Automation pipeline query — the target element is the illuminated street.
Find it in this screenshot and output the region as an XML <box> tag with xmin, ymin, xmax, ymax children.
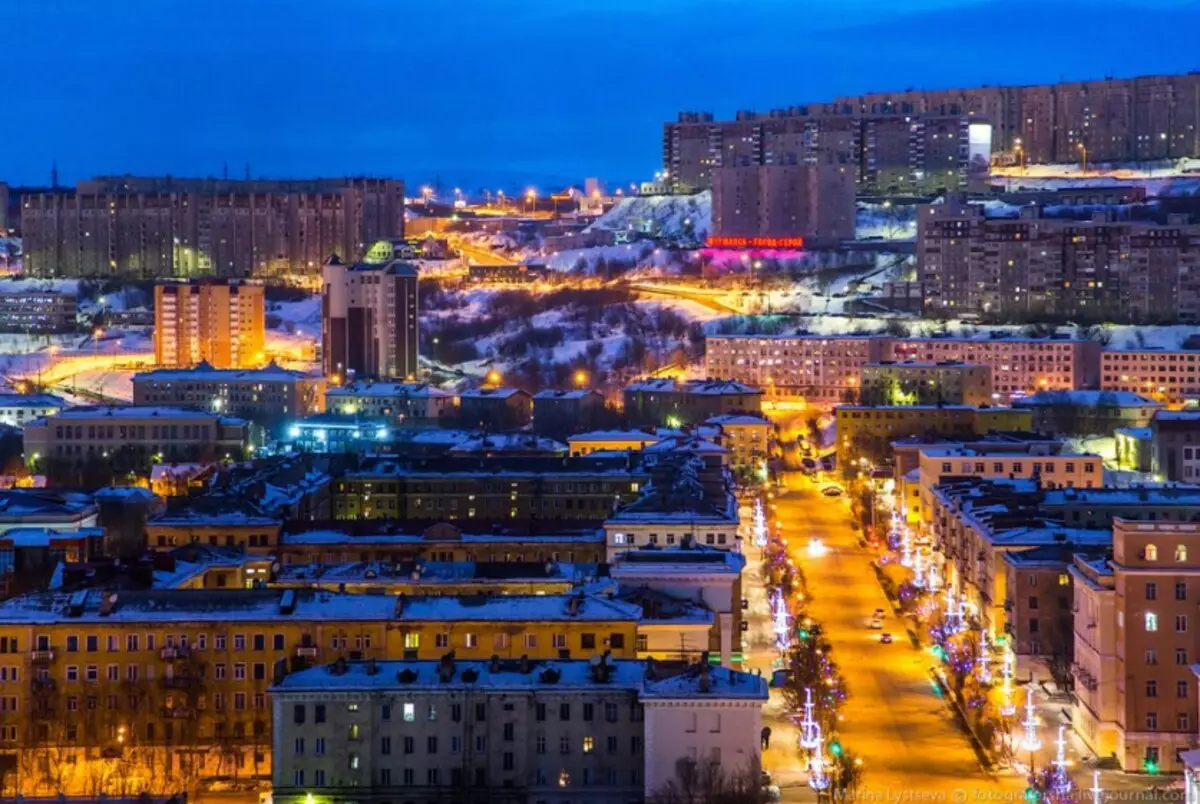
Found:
<box><xmin>768</xmin><ymin>473</ymin><xmax>1025</xmax><ymax>799</ymax></box>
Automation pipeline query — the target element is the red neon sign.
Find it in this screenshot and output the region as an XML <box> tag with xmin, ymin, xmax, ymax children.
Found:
<box><xmin>705</xmin><ymin>236</ymin><xmax>805</xmax><ymax>250</ymax></box>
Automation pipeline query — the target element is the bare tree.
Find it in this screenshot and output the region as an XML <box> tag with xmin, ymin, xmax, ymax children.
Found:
<box><xmin>650</xmin><ymin>757</ymin><xmax>761</xmax><ymax>804</ymax></box>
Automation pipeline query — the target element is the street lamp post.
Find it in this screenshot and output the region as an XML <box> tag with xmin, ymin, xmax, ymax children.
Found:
<box><xmin>1077</xmin><ymin>142</ymin><xmax>1088</xmax><ymax>175</ymax></box>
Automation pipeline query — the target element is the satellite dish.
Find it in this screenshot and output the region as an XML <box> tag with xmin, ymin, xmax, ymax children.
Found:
<box><xmin>271</xmin><ymin>561</ymin><xmax>281</xmax><ymax>573</ymax></box>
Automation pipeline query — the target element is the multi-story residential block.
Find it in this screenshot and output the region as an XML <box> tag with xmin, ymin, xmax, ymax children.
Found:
<box><xmin>23</xmin><ymin>406</ymin><xmax>252</xmax><ymax>468</ymax></box>
<box><xmin>269</xmin><ymin>657</ymin><xmax>767</xmax><ymax>804</ymax></box>
<box><xmin>663</xmin><ymin>108</ymin><xmax>977</xmax><ymax>194</ymax></box>
<box><xmin>610</xmin><ymin>544</ymin><xmax>746</xmax><ymax>667</ymax></box>
<box><xmin>710</xmin><ymin>160</ymin><xmax>856</xmax><ymax>246</ymax></box>
<box><xmin>532</xmin><ymin>390</ymin><xmax>606</xmax><ymax>440</ymax></box>
<box><xmin>275</xmin><ymin>524</ymin><xmax>608</xmax><ymax>566</ymax></box>
<box><xmin>1072</xmin><ymin>519</ymin><xmax>1200</xmax><ymax>772</ymax></box>
<box><xmin>20</xmin><ymin>176</ymin><xmax>404</xmax><ymax>279</ymax></box>
<box><xmin>132</xmin><ymin>362</ymin><xmax>325</xmax><ymax>426</ymax></box>
<box><xmin>891</xmin><ymin>432</ymin><xmax>1062</xmax><ymax>480</ymax></box>
<box><xmin>860</xmin><ymin>361</ymin><xmax>993</xmax><ymax>406</ymax></box>
<box><xmin>604</xmin><ymin>496</ymin><xmax>739</xmax><ymax>561</ymax></box>
<box><xmin>321</xmin><ymin>255</ymin><xmax>419</xmax><ymax>382</ymax></box>
<box><xmin>927</xmin><ymin>477</ymin><xmax>1108</xmax><ymax>641</ymax></box>
<box><xmin>704</xmin><ymin>334</ymin><xmax>888</xmax><ymax>402</ymax></box>
<box><xmin>918</xmin><ymin>445</ymin><xmax>1103</xmax><ymax>522</ymax></box>
<box><xmin>918</xmin><ymin>200</ymin><xmax>1200</xmax><ymax>322</ymax></box>
<box><xmin>0</xmin><ymin>587</ymin><xmax>641</xmax><ymax>796</ymax></box>
<box><xmin>0</xmin><ymin>489</ymin><xmax>99</xmax><ymax>535</ymax></box>
<box><xmin>325</xmin><ymin>381</ymin><xmax>456</xmax><ymax>423</ymax></box>
<box><xmin>459</xmin><ymin>387</ymin><xmax>533</xmax><ymax>431</ymax></box>
<box><xmin>1151</xmin><ymin>410</ymin><xmax>1200</xmax><ymax>482</ymax></box>
<box><xmin>270</xmin><ymin>559</ymin><xmax>582</xmax><ymax>597</ymax></box>
<box><xmin>332</xmin><ymin>456</ymin><xmax>649</xmax><ymax>524</ymax></box>
<box><xmin>0</xmin><ymin>393</ymin><xmax>67</xmax><ymax>428</ymax></box>
<box><xmin>623</xmin><ymin>379</ymin><xmax>761</xmax><ymax>427</ymax></box>
<box><xmin>1101</xmin><ymin>348</ymin><xmax>1200</xmax><ymax>403</ymax></box>
<box><xmin>836</xmin><ymin>405</ymin><xmax>1034</xmax><ymax>462</ymax></box>
<box><xmin>705</xmin><ymin>414</ymin><xmax>772</xmax><ymax>472</ymax></box>
<box><xmin>0</xmin><ymin>286</ymin><xmax>77</xmax><ymax>332</ymax></box>
<box><xmin>154</xmin><ymin>279</ymin><xmax>266</xmax><ymax>369</ymax></box>
<box><xmin>1013</xmin><ymin>389</ymin><xmax>1162</xmax><ymax>435</ymax></box>
<box><xmin>889</xmin><ymin>334</ymin><xmax>1101</xmax><ymax>402</ymax></box>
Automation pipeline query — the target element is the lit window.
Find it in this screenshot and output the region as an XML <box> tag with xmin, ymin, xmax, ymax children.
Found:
<box><xmin>1145</xmin><ymin>544</ymin><xmax>1159</xmax><ymax>561</ymax></box>
<box><xmin>1176</xmin><ymin>545</ymin><xmax>1189</xmax><ymax>562</ymax></box>
<box><xmin>583</xmin><ymin>736</ymin><xmax>594</xmax><ymax>754</ymax></box>
<box><xmin>403</xmin><ymin>703</ymin><xmax>415</xmax><ymax>722</ymax></box>
<box><xmin>404</xmin><ymin>633</ymin><xmax>420</xmax><ymax>650</ymax></box>
<box><xmin>1146</xmin><ymin>612</ymin><xmax>1159</xmax><ymax>632</ymax></box>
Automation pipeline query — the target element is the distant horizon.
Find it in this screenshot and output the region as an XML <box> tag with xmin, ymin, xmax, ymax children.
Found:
<box><xmin>2</xmin><ymin>0</ymin><xmax>1197</xmax><ymax>189</ymax></box>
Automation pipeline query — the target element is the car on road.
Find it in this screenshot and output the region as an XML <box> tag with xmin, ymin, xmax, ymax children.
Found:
<box><xmin>879</xmin><ymin>632</ymin><xmax>893</xmax><ymax>644</ymax></box>
<box><xmin>821</xmin><ymin>485</ymin><xmax>843</xmax><ymax>497</ymax></box>
<box><xmin>868</xmin><ymin>614</ymin><xmax>883</xmax><ymax>629</ymax></box>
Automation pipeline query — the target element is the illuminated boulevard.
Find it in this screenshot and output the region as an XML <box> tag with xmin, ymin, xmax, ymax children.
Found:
<box><xmin>753</xmin><ymin>472</ymin><xmax>1025</xmax><ymax>802</ymax></box>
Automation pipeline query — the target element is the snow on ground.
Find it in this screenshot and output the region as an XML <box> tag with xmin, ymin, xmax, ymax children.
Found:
<box><xmin>268</xmin><ymin>296</ymin><xmax>322</xmax><ymax>333</ymax></box>
<box><xmin>584</xmin><ymin>192</ymin><xmax>711</xmax><ymax>240</ymax></box>
<box><xmin>992</xmin><ymin>157</ymin><xmax>1200</xmax><ymax>180</ymax></box>
<box><xmin>855</xmin><ymin>203</ymin><xmax>918</xmax><ymax>240</ymax></box>
<box><xmin>53</xmin><ymin>369</ymin><xmax>136</xmax><ymax>402</ymax></box>
<box><xmin>0</xmin><ymin>277</ymin><xmax>82</xmax><ymax>295</ymax></box>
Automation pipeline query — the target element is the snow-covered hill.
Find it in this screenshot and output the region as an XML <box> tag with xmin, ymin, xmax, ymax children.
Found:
<box><xmin>585</xmin><ymin>192</ymin><xmax>711</xmax><ymax>240</ymax></box>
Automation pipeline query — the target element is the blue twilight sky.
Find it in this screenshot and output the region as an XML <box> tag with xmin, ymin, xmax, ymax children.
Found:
<box><xmin>3</xmin><ymin>0</ymin><xmax>1199</xmax><ymax>191</ymax></box>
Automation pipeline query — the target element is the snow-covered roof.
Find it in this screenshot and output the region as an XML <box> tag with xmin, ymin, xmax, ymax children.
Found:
<box><xmin>0</xmin><ymin>489</ymin><xmax>96</xmax><ymax>519</ymax></box>
<box><xmin>1014</xmin><ymin>390</ymin><xmax>1161</xmax><ymax>408</ymax></box>
<box><xmin>93</xmin><ymin>486</ymin><xmax>159</xmax><ymax>503</ymax></box>
<box><xmin>0</xmin><ymin>394</ymin><xmax>68</xmax><ymax>409</ymax></box>
<box><xmin>705</xmin><ymin>414</ymin><xmax>771</xmax><ymax>427</ymax></box>
<box><xmin>1042</xmin><ymin>484</ymin><xmax>1200</xmax><ymax>506</ymax></box>
<box><xmin>271</xmin><ymin>657</ymin><xmax>767</xmax><ymax>702</ymax></box>
<box><xmin>460</xmin><ymin>387</ymin><xmax>529</xmax><ymax>400</ymax></box>
<box><xmin>150</xmin><ymin>510</ymin><xmax>281</xmax><ymax>527</ymax></box>
<box><xmin>282</xmin><ymin>528</ymin><xmax>604</xmax><ymax>547</ymax></box>
<box><xmin>37</xmin><ymin>405</ymin><xmax>247</xmax><ymax>423</ymax></box>
<box><xmin>612</xmin><ymin>545</ymin><xmax>745</xmax><ymax>575</ymax></box>
<box><xmin>275</xmin><ymin>560</ymin><xmax>584</xmax><ymax>586</ymax></box>
<box><xmin>643</xmin><ymin>436</ymin><xmax>728</xmax><ymax>456</ymax></box>
<box><xmin>568</xmin><ymin>430</ymin><xmax>662</xmax><ymax>443</ymax></box>
<box><xmin>1</xmin><ymin>527</ymin><xmax>103</xmax><ymax>547</ymax></box>
<box><xmin>1115</xmin><ymin>426</ymin><xmax>1153</xmax><ymax>440</ymax></box>
<box><xmin>293</xmin><ymin>412</ymin><xmax>390</xmax><ymax>430</ymax></box>
<box><xmin>1154</xmin><ymin>410</ymin><xmax>1200</xmax><ymax>422</ymax></box>
<box><xmin>0</xmin><ymin>589</ymin><xmax>639</xmax><ymax>624</ymax></box>
<box><xmin>533</xmin><ymin>389</ymin><xmax>602</xmax><ymax>400</ymax></box>
<box><xmin>448</xmin><ymin>434</ymin><xmax>568</xmax><ymax>454</ymax></box>
<box><xmin>133</xmin><ymin>361</ymin><xmax>312</xmax><ymax>383</ymax></box>
<box><xmin>327</xmin><ymin>382</ymin><xmax>452</xmax><ymax>399</ymax></box>
<box><xmin>624</xmin><ymin>378</ymin><xmax>761</xmax><ymax>396</ymax></box>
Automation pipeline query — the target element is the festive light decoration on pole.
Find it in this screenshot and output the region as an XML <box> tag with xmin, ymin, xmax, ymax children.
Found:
<box><xmin>753</xmin><ymin>497</ymin><xmax>767</xmax><ymax>549</ymax></box>
<box><xmin>799</xmin><ymin>688</ymin><xmax>821</xmax><ymax>750</ymax></box>
<box><xmin>1020</xmin><ymin>685</ymin><xmax>1041</xmax><ymax>753</ymax></box>
<box><xmin>928</xmin><ymin>555</ymin><xmax>942</xmax><ymax>591</ymax></box>
<box><xmin>944</xmin><ymin>585</ymin><xmax>964</xmax><ymax>633</ymax></box>
<box><xmin>771</xmin><ymin>591</ymin><xmax>791</xmax><ymax>652</ymax></box>
<box><xmin>1049</xmin><ymin>725</ymin><xmax>1073</xmax><ymax>798</ymax></box>
<box><xmin>913</xmin><ymin>547</ymin><xmax>926</xmax><ymax>589</ymax></box>
<box><xmin>1000</xmin><ymin>667</ymin><xmax>1017</xmax><ymax>717</ymax></box>
<box><xmin>808</xmin><ymin>736</ymin><xmax>830</xmax><ymax>792</ymax></box>
<box><xmin>900</xmin><ymin>530</ymin><xmax>914</xmax><ymax>567</ymax></box>
<box><xmin>977</xmin><ymin>633</ymin><xmax>992</xmax><ymax>684</ymax></box>
<box><xmin>1091</xmin><ymin>770</ymin><xmax>1104</xmax><ymax>804</ymax></box>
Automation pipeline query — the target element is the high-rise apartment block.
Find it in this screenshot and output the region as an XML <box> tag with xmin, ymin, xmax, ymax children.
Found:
<box><xmin>918</xmin><ymin>200</ymin><xmax>1200</xmax><ymax>321</ymax></box>
<box><xmin>20</xmin><ymin>176</ymin><xmax>404</xmax><ymax>279</ymax></box>
<box><xmin>321</xmin><ymin>255</ymin><xmax>419</xmax><ymax>381</ymax></box>
<box><xmin>711</xmin><ymin>159</ymin><xmax>856</xmax><ymax>246</ymax></box>
<box><xmin>665</xmin><ymin>110</ymin><xmax>978</xmax><ymax>195</ymax></box>
<box><xmin>666</xmin><ymin>73</ymin><xmax>1200</xmax><ymax>193</ymax></box>
<box><xmin>154</xmin><ymin>279</ymin><xmax>266</xmax><ymax>369</ymax></box>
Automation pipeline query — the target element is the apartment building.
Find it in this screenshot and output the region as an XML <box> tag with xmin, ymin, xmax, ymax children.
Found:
<box><xmin>23</xmin><ymin>406</ymin><xmax>252</xmax><ymax>468</ymax></box>
<box><xmin>532</xmin><ymin>390</ymin><xmax>606</xmax><ymax>441</ymax></box>
<box><xmin>704</xmin><ymin>334</ymin><xmax>888</xmax><ymax>402</ymax></box>
<box><xmin>1013</xmin><ymin>389</ymin><xmax>1161</xmax><ymax>435</ymax></box>
<box><xmin>710</xmin><ymin>160</ymin><xmax>856</xmax><ymax>246</ymax></box>
<box><xmin>459</xmin><ymin>388</ymin><xmax>533</xmax><ymax>431</ymax></box>
<box><xmin>918</xmin><ymin>445</ymin><xmax>1103</xmax><ymax>522</ymax></box>
<box><xmin>0</xmin><ymin>588</ymin><xmax>640</xmax><ymax>796</ymax></box>
<box><xmin>154</xmin><ymin>279</ymin><xmax>266</xmax><ymax>369</ymax></box>
<box><xmin>889</xmin><ymin>334</ymin><xmax>1101</xmax><ymax>402</ymax></box>
<box><xmin>663</xmin><ymin>109</ymin><xmax>977</xmax><ymax>194</ymax></box>
<box><xmin>567</xmin><ymin>431</ymin><xmax>664</xmax><ymax>456</ymax></box>
<box><xmin>321</xmin><ymin>255</ymin><xmax>419</xmax><ymax>382</ymax></box>
<box><xmin>918</xmin><ymin>200</ymin><xmax>1200</xmax><ymax>323</ymax></box>
<box><xmin>0</xmin><ymin>287</ymin><xmax>77</xmax><ymax>332</ymax></box>
<box><xmin>1102</xmin><ymin>348</ymin><xmax>1200</xmax><ymax>403</ymax></box>
<box><xmin>836</xmin><ymin>405</ymin><xmax>1034</xmax><ymax>461</ymax></box>
<box><xmin>269</xmin><ymin>657</ymin><xmax>767</xmax><ymax>804</ymax></box>
<box><xmin>132</xmin><ymin>363</ymin><xmax>325</xmax><ymax>424</ymax></box>
<box><xmin>927</xmin><ymin>477</ymin><xmax>1108</xmax><ymax>640</ymax></box>
<box><xmin>623</xmin><ymin>379</ymin><xmax>762</xmax><ymax>427</ymax></box>
<box><xmin>705</xmin><ymin>414</ymin><xmax>772</xmax><ymax>471</ymax></box>
<box><xmin>1072</xmin><ymin>519</ymin><xmax>1200</xmax><ymax>772</ymax></box>
<box><xmin>860</xmin><ymin>361</ymin><xmax>993</xmax><ymax>406</ymax></box>
<box><xmin>20</xmin><ymin>176</ymin><xmax>404</xmax><ymax>279</ymax></box>
<box><xmin>332</xmin><ymin>456</ymin><xmax>649</xmax><ymax>523</ymax></box>
<box><xmin>325</xmin><ymin>381</ymin><xmax>456</xmax><ymax>423</ymax></box>
<box><xmin>1151</xmin><ymin>410</ymin><xmax>1200</xmax><ymax>482</ymax></box>
<box><xmin>0</xmin><ymin>393</ymin><xmax>67</xmax><ymax>428</ymax></box>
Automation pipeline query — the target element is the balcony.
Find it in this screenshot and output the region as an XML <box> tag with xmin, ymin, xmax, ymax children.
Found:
<box><xmin>160</xmin><ymin>646</ymin><xmax>190</xmax><ymax>660</ymax></box>
<box><xmin>295</xmin><ymin>646</ymin><xmax>318</xmax><ymax>659</ymax></box>
<box><xmin>31</xmin><ymin>678</ymin><xmax>57</xmax><ymax>692</ymax></box>
<box><xmin>30</xmin><ymin>649</ymin><xmax>55</xmax><ymax>663</ymax></box>
<box><xmin>160</xmin><ymin>705</ymin><xmax>194</xmax><ymax>719</ymax></box>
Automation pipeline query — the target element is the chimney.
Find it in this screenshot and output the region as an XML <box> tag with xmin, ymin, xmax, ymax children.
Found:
<box><xmin>365</xmin><ymin>657</ymin><xmax>378</xmax><ymax>676</ymax></box>
<box><xmin>489</xmin><ymin>654</ymin><xmax>501</xmax><ymax>673</ymax></box>
<box><xmin>698</xmin><ymin>658</ymin><xmax>711</xmax><ymax>693</ymax></box>
<box><xmin>519</xmin><ymin>654</ymin><xmax>531</xmax><ymax>674</ymax></box>
<box><xmin>645</xmin><ymin>656</ymin><xmax>657</xmax><ymax>681</ymax></box>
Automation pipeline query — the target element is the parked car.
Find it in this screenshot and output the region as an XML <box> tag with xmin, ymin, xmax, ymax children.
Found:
<box><xmin>821</xmin><ymin>485</ymin><xmax>843</xmax><ymax>497</ymax></box>
<box><xmin>880</xmin><ymin>632</ymin><xmax>894</xmax><ymax>644</ymax></box>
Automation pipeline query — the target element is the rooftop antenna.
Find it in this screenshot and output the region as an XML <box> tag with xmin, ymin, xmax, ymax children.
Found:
<box><xmin>223</xmin><ymin>162</ymin><xmax>229</xmax><ymax>180</ymax></box>
<box><xmin>244</xmin><ymin>163</ymin><xmax>251</xmax><ymax>181</ymax></box>
<box><xmin>51</xmin><ymin>159</ymin><xmax>59</xmax><ymax>189</ymax></box>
